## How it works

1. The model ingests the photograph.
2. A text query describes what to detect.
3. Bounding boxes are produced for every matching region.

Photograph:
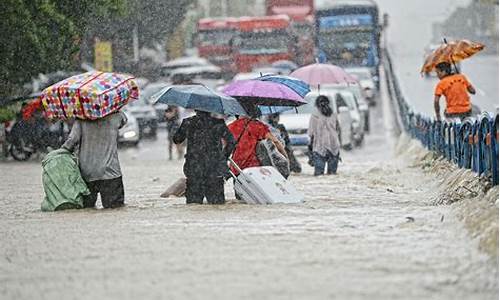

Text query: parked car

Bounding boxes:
[321,86,365,147]
[118,111,140,146]
[127,85,159,139]
[160,57,211,78]
[279,90,353,149]
[345,67,377,105]
[334,83,371,133]
[170,65,224,89]
[140,82,169,123]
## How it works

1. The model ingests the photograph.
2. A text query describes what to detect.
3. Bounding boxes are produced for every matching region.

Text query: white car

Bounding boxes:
[170,65,224,89]
[161,56,212,78]
[334,83,371,133]
[279,90,353,149]
[345,67,377,104]
[118,111,140,146]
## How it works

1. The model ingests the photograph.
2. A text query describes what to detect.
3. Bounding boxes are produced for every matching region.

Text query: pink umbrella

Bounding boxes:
[289,63,357,86]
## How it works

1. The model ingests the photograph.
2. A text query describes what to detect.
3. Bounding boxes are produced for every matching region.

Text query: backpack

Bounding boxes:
[256,139,290,179]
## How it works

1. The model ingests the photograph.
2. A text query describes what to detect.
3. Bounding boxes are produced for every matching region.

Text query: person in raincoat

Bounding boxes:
[62,111,127,209]
[173,110,235,204]
[434,62,476,121]
[308,95,341,176]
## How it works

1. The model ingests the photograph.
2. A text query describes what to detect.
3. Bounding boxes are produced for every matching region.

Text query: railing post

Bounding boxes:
[492,115,499,185]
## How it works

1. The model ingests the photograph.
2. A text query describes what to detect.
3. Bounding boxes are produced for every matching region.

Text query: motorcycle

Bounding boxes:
[5,117,67,161]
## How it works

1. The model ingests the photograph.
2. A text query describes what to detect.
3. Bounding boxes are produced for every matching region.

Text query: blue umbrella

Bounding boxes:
[256,75,311,98]
[152,84,248,116]
[258,105,294,115]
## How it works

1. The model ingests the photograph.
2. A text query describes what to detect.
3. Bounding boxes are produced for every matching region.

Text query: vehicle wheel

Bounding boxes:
[343,143,353,151]
[9,142,32,161]
[150,126,158,139]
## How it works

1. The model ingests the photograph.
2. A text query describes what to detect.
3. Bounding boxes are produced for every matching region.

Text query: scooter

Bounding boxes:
[5,117,67,161]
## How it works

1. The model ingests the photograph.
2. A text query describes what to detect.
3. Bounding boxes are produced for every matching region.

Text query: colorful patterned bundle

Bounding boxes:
[41,72,139,120]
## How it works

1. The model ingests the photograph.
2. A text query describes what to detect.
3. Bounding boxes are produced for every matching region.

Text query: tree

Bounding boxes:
[0,0,126,98]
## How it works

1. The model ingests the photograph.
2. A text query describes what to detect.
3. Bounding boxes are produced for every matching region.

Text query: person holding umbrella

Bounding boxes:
[421,39,484,121]
[173,110,235,204]
[433,62,476,121]
[153,84,247,204]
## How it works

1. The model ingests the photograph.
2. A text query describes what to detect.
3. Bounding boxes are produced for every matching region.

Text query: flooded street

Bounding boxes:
[0,92,497,299]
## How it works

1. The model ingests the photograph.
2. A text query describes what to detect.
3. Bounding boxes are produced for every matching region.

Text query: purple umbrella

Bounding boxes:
[222,80,306,107]
[290,63,357,86]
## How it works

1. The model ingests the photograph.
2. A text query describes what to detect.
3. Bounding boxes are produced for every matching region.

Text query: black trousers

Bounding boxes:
[83,177,125,208]
[185,176,225,204]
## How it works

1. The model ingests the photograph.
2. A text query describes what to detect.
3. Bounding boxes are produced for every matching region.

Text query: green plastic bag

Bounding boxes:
[41,149,90,211]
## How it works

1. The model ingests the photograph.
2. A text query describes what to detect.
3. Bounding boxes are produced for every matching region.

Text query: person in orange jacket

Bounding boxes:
[434,62,476,121]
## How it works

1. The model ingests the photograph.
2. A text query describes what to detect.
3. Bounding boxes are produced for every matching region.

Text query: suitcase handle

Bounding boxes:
[228,158,243,173]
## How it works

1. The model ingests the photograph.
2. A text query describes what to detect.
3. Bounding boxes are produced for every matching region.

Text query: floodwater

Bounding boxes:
[0,81,497,299]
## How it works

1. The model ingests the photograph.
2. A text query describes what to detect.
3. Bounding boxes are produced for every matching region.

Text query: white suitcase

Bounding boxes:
[230,159,304,204]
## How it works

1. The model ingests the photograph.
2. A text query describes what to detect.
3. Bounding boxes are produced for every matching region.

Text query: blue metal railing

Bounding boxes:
[384,49,499,185]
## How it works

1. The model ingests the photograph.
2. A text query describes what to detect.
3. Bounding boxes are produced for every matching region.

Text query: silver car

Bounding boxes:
[345,67,377,104]
[118,110,140,146]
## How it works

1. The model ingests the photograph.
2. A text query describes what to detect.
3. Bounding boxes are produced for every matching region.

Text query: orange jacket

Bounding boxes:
[434,74,472,114]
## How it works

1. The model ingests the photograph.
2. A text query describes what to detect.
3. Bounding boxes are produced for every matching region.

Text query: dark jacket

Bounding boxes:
[173,113,235,178]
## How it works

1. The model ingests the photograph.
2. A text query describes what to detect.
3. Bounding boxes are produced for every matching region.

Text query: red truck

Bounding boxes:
[196,17,238,73]
[232,15,295,73]
[265,0,315,66]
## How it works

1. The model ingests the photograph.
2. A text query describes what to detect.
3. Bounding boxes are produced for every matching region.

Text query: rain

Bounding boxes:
[0,0,498,299]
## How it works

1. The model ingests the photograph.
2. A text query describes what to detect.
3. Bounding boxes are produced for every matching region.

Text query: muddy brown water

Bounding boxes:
[0,105,498,299]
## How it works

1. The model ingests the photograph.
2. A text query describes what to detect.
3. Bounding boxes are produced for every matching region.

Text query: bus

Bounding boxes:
[196,17,238,73]
[315,0,381,87]
[232,15,295,73]
[265,0,315,65]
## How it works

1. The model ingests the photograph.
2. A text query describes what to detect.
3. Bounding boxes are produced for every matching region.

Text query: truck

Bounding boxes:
[232,15,295,73]
[196,17,238,73]
[315,0,382,89]
[265,0,315,66]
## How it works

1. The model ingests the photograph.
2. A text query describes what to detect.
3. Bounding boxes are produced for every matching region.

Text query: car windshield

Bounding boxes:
[339,91,358,110]
[239,31,289,55]
[318,30,372,65]
[198,29,235,46]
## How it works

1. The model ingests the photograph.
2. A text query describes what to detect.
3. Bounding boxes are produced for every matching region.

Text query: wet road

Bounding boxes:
[375,0,498,115]
[0,89,497,299]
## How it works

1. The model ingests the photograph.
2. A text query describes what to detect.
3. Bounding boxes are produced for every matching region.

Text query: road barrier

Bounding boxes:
[384,49,499,185]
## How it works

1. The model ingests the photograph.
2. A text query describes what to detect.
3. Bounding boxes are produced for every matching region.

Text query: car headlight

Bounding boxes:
[123,131,137,139]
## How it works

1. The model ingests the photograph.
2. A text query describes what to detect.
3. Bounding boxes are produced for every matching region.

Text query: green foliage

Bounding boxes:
[0,0,193,98]
[0,0,126,99]
[0,106,17,123]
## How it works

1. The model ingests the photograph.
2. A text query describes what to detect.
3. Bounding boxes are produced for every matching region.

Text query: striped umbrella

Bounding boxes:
[256,75,311,98]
